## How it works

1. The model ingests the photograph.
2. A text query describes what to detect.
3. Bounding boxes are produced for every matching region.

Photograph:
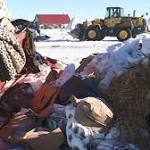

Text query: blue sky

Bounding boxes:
[6,0,150,22]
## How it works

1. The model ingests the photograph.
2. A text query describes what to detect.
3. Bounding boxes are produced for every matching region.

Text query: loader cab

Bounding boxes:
[105,7,124,18]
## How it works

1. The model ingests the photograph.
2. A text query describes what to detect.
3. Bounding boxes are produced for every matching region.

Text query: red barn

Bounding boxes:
[34,14,71,29]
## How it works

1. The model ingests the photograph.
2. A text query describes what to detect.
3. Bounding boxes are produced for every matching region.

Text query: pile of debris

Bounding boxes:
[1,1,150,149]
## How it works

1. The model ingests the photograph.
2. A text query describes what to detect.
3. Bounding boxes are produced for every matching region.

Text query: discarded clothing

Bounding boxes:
[0,64,50,97]
[89,130,139,150]
[0,83,34,113]
[45,68,62,83]
[47,104,66,131]
[0,83,34,128]
[66,104,92,150]
[42,56,57,67]
[89,126,139,150]
[53,63,75,87]
[0,111,35,141]
[19,29,40,74]
[31,83,59,118]
[95,142,138,150]
[57,75,100,105]
[0,27,26,81]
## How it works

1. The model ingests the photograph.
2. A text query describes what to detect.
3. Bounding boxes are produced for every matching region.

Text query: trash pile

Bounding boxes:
[1,1,150,149]
[0,28,150,150]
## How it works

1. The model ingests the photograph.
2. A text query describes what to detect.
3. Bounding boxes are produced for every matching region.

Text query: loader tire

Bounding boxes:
[85,26,104,41]
[116,28,132,41]
[75,24,85,40]
[77,24,85,40]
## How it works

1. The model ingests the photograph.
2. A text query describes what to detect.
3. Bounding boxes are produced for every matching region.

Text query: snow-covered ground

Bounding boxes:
[36,28,120,67]
[35,39,120,67]
[40,28,77,41]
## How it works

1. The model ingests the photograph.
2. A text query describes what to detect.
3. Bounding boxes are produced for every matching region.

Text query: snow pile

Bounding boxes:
[80,34,150,89]
[40,28,78,42]
[35,40,119,68]
[139,33,150,54]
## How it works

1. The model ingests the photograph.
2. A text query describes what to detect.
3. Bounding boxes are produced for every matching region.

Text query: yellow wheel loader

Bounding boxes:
[72,7,147,41]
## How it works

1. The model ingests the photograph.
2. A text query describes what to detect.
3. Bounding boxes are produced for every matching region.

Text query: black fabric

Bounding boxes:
[21,29,40,74]
[56,75,100,105]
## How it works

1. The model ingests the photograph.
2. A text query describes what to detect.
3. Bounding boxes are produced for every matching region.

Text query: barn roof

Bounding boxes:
[36,14,70,24]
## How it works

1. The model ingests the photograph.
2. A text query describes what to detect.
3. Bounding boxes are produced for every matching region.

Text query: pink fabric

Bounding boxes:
[43,60,54,67]
[0,81,5,91]
[0,64,51,98]
[43,58,57,68]
[16,30,27,47]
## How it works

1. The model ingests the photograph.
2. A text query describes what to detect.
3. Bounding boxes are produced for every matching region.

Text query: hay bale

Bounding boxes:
[105,63,150,149]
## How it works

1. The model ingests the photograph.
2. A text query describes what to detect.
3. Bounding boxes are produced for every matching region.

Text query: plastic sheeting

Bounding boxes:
[80,38,146,89]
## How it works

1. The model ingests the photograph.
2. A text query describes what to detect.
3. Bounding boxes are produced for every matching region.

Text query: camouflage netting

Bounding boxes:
[104,62,150,149]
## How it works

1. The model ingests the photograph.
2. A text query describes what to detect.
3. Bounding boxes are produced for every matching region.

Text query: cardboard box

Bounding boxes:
[22,128,65,150]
